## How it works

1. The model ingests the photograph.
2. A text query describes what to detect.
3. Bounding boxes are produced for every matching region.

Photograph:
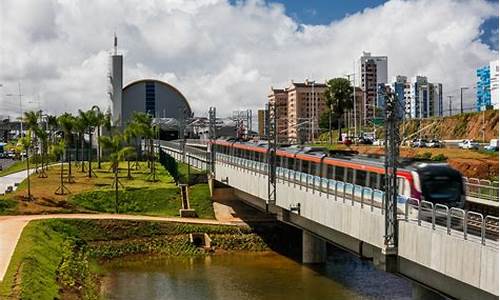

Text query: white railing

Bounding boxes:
[464,177,499,202]
[405,199,499,246]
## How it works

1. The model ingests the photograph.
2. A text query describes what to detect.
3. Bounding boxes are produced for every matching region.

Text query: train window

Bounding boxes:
[346,168,354,183]
[355,170,367,186]
[287,158,294,170]
[368,172,378,189]
[327,165,335,179]
[301,160,309,174]
[334,166,344,181]
[379,174,386,191]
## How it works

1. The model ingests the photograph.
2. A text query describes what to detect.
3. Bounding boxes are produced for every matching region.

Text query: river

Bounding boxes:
[100,248,412,300]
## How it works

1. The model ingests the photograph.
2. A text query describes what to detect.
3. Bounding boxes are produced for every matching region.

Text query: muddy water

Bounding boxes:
[101,249,411,300]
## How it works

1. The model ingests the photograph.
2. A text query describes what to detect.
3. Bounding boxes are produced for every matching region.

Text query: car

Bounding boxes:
[373,139,385,146]
[458,139,480,150]
[357,137,373,145]
[425,139,443,148]
[412,138,428,148]
[484,139,499,152]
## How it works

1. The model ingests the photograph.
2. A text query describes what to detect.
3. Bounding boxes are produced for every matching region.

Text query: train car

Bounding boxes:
[213,140,465,208]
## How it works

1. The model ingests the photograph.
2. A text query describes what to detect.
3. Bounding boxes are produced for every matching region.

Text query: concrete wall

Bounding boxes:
[399,221,498,298]
[215,161,386,249]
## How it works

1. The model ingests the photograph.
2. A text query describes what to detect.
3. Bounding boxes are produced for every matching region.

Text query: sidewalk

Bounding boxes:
[0,169,35,195]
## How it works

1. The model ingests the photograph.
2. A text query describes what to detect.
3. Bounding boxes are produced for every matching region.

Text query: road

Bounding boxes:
[0,213,241,282]
[0,169,35,195]
[0,159,15,171]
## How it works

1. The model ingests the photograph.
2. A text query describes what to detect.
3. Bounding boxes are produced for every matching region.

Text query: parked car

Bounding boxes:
[357,137,373,145]
[458,139,480,150]
[425,139,443,148]
[484,139,499,151]
[373,139,385,146]
[412,138,428,148]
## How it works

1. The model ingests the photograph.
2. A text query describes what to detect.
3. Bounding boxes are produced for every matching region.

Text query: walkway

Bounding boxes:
[0,169,36,195]
[0,213,241,282]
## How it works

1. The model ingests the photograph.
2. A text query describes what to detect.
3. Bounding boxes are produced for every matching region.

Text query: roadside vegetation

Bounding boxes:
[0,219,270,300]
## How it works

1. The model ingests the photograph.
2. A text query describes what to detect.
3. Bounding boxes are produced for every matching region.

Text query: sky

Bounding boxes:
[0,0,499,118]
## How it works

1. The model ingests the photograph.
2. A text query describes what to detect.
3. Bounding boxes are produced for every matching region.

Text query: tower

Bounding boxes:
[110,34,123,126]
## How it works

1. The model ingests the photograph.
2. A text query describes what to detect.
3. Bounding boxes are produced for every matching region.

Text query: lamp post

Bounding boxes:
[460,87,468,114]
[5,82,24,139]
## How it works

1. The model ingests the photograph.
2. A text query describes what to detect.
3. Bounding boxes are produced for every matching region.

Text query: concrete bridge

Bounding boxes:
[158,140,499,300]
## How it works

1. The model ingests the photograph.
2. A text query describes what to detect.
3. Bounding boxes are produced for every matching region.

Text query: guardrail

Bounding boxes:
[216,152,388,213]
[405,199,499,245]
[464,177,499,202]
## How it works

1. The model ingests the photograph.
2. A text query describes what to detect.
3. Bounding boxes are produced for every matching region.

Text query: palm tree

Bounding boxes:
[51,140,70,195]
[23,111,41,172]
[57,113,76,181]
[131,112,155,171]
[18,132,32,200]
[79,109,99,177]
[73,115,86,172]
[92,106,104,169]
[99,134,135,213]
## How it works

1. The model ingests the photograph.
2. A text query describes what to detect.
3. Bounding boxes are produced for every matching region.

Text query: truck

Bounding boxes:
[458,139,480,150]
[484,139,499,151]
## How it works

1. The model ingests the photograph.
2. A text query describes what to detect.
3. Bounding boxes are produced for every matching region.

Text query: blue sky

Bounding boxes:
[261,0,499,50]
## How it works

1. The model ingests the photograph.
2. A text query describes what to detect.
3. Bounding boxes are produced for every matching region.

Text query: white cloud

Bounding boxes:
[0,0,498,118]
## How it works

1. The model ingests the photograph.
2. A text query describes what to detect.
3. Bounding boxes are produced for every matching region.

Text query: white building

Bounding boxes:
[358,51,388,122]
[490,60,499,109]
[392,75,442,119]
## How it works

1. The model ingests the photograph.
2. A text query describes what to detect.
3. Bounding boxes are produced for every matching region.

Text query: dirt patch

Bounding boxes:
[448,158,499,179]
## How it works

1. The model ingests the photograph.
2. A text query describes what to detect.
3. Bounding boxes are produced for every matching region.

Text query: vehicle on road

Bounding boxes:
[458,139,480,150]
[484,139,499,152]
[411,138,428,148]
[373,139,385,146]
[425,139,443,148]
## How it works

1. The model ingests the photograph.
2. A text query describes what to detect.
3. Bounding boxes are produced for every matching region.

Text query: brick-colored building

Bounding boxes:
[268,80,327,143]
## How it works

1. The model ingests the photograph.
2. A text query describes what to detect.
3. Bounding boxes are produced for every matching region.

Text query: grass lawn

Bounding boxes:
[0,161,214,218]
[0,219,255,300]
[0,160,27,177]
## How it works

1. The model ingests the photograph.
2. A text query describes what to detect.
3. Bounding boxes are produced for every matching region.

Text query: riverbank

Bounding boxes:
[0,218,283,299]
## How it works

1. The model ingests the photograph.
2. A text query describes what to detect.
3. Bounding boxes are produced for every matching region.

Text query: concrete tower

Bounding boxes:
[110,34,123,126]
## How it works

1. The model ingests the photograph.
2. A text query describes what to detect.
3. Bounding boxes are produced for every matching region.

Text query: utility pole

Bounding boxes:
[208,107,216,175]
[460,87,468,114]
[447,96,453,116]
[267,101,277,213]
[382,85,400,254]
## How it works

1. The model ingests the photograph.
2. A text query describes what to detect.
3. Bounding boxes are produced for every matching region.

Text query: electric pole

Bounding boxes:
[460,87,468,114]
[267,101,277,213]
[447,96,453,116]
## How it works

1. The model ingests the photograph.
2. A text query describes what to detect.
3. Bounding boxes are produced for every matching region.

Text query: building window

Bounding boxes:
[145,81,155,116]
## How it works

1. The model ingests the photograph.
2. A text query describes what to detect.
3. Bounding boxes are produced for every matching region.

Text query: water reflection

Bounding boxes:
[101,250,411,300]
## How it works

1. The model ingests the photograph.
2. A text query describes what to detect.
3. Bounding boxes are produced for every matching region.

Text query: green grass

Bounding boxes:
[0,219,263,299]
[0,220,66,299]
[0,160,27,177]
[69,162,214,218]
[0,197,18,215]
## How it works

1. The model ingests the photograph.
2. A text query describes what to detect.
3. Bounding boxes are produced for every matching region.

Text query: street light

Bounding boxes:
[460,87,468,114]
[5,82,24,141]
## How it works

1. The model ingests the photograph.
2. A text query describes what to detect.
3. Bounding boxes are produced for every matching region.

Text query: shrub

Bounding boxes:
[431,154,448,161]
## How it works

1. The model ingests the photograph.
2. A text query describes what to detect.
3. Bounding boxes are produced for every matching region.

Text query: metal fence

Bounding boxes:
[216,152,388,213]
[464,177,499,202]
[157,140,210,171]
[405,199,499,246]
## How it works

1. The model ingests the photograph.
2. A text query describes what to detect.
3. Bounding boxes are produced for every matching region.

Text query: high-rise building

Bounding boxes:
[408,76,442,119]
[390,75,442,119]
[268,88,288,142]
[476,60,499,111]
[267,80,327,143]
[358,51,388,123]
[257,108,268,138]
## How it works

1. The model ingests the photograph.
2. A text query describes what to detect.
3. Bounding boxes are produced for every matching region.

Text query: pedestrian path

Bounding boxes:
[0,213,241,282]
[0,169,35,195]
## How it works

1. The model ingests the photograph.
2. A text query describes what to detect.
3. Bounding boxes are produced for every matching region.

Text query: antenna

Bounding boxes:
[114,33,117,55]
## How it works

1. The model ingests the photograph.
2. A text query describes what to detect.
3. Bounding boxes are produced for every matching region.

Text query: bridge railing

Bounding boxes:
[216,153,388,213]
[464,177,499,202]
[405,199,499,246]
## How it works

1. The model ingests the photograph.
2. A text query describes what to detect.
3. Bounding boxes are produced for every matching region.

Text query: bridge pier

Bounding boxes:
[302,230,326,264]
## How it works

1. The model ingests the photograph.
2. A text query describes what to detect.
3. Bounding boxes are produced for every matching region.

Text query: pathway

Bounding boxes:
[0,213,241,282]
[0,169,35,195]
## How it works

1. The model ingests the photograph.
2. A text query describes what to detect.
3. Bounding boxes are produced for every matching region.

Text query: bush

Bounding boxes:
[431,154,448,161]
[415,152,432,160]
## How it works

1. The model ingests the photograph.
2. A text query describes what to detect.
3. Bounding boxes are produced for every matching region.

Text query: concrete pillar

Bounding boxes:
[412,283,445,300]
[302,230,326,264]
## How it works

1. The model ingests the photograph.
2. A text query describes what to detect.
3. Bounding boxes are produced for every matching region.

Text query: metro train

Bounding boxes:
[213,139,465,208]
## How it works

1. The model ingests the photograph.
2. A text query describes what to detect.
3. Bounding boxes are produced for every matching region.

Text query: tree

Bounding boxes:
[18,132,32,200]
[57,113,76,182]
[99,134,135,213]
[51,140,70,195]
[79,109,99,177]
[73,115,86,172]
[324,78,353,141]
[130,112,155,172]
[92,106,104,169]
